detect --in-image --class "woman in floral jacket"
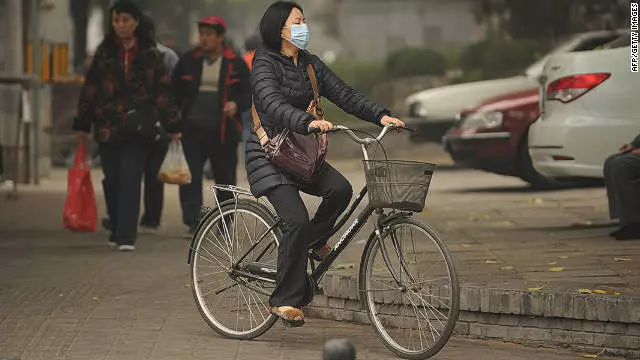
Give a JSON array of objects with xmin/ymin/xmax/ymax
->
[{"xmin": 73, "ymin": 0, "xmax": 179, "ymax": 251}]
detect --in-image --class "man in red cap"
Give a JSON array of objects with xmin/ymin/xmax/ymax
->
[{"xmin": 171, "ymin": 15, "xmax": 251, "ymax": 236}]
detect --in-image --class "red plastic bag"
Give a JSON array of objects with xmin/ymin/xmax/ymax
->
[{"xmin": 63, "ymin": 142, "xmax": 97, "ymax": 232}]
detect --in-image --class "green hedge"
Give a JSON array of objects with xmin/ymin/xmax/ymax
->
[
  {"xmin": 457, "ymin": 39, "xmax": 548, "ymax": 80},
  {"xmin": 385, "ymin": 47, "xmax": 447, "ymax": 78}
]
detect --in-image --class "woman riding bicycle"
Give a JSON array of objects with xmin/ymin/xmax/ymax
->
[{"xmin": 246, "ymin": 0, "xmax": 405, "ymax": 326}]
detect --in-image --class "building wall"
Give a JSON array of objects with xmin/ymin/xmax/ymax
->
[{"xmin": 336, "ymin": 0, "xmax": 482, "ymax": 60}]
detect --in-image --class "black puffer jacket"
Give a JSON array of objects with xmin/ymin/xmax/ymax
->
[{"xmin": 245, "ymin": 48, "xmax": 391, "ymax": 197}]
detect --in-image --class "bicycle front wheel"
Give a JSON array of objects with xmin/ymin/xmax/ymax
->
[
  {"xmin": 359, "ymin": 218, "xmax": 459, "ymax": 359},
  {"xmin": 190, "ymin": 199, "xmax": 280, "ymax": 340}
]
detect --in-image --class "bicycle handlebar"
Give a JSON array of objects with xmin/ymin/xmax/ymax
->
[{"xmin": 307, "ymin": 123, "xmax": 415, "ymax": 145}]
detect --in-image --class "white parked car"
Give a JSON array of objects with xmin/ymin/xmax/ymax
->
[
  {"xmin": 404, "ymin": 30, "xmax": 627, "ymax": 142},
  {"xmin": 528, "ymin": 37, "xmax": 637, "ymax": 180}
]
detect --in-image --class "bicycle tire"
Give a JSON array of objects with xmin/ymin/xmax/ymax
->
[
  {"xmin": 359, "ymin": 217, "xmax": 460, "ymax": 359},
  {"xmin": 190, "ymin": 199, "xmax": 280, "ymax": 340}
]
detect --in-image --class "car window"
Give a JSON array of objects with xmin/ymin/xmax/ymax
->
[
  {"xmin": 524, "ymin": 32, "xmax": 626, "ymax": 77},
  {"xmin": 601, "ymin": 35, "xmax": 631, "ymax": 49},
  {"xmin": 573, "ymin": 34, "xmax": 622, "ymax": 51}
]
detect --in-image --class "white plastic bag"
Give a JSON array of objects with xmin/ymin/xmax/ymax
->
[{"xmin": 158, "ymin": 140, "xmax": 192, "ymax": 185}]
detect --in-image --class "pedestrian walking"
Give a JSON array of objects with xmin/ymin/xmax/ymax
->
[
  {"xmin": 246, "ymin": 1, "xmax": 405, "ymax": 326},
  {"xmin": 172, "ymin": 15, "xmax": 251, "ymax": 236},
  {"xmin": 74, "ymin": 0, "xmax": 180, "ymax": 251},
  {"xmin": 139, "ymin": 15, "xmax": 180, "ymax": 233},
  {"xmin": 101, "ymin": 15, "xmax": 181, "ymax": 234}
]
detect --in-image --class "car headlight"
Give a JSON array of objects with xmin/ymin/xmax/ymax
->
[
  {"xmin": 408, "ymin": 102, "xmax": 428, "ymax": 117},
  {"xmin": 460, "ymin": 111, "xmax": 504, "ymax": 130}
]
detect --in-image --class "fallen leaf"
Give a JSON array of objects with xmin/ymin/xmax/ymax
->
[
  {"xmin": 492, "ymin": 221, "xmax": 513, "ymax": 227},
  {"xmin": 527, "ymin": 282, "xmax": 548, "ymax": 291},
  {"xmin": 528, "ymin": 197, "xmax": 544, "ymax": 205},
  {"xmin": 330, "ymin": 263, "xmax": 356, "ymax": 270},
  {"xmin": 582, "ymin": 347, "xmax": 606, "ymax": 358},
  {"xmin": 556, "ymin": 256, "xmax": 569, "ymax": 260},
  {"xmin": 499, "ymin": 266, "xmax": 514, "ymax": 270},
  {"xmin": 484, "ymin": 260, "xmax": 498, "ymax": 264},
  {"xmin": 91, "ymin": 297, "xmax": 100, "ymax": 300},
  {"xmin": 548, "ymin": 261, "xmax": 557, "ymax": 265},
  {"xmin": 614, "ymin": 257, "xmax": 632, "ymax": 262},
  {"xmin": 578, "ymin": 289, "xmax": 592, "ymax": 294},
  {"xmin": 549, "ymin": 266, "xmax": 565, "ymax": 272},
  {"xmin": 593, "ymin": 289, "xmax": 621, "ymax": 295},
  {"xmin": 459, "ymin": 244, "xmax": 472, "ymax": 248}
]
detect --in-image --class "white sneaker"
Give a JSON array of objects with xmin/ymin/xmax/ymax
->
[
  {"xmin": 107, "ymin": 240, "xmax": 117, "ymax": 248},
  {"xmin": 118, "ymin": 245, "xmax": 135, "ymax": 252}
]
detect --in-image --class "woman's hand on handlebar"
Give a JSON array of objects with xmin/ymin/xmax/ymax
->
[
  {"xmin": 380, "ymin": 115, "xmax": 406, "ymax": 129},
  {"xmin": 309, "ymin": 119, "xmax": 333, "ymax": 133}
]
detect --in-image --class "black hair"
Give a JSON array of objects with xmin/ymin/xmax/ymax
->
[
  {"xmin": 258, "ymin": 1, "xmax": 303, "ymax": 51},
  {"xmin": 101, "ymin": 0, "xmax": 155, "ymax": 51},
  {"xmin": 143, "ymin": 14, "xmax": 155, "ymax": 39},
  {"xmin": 199, "ymin": 24, "xmax": 226, "ymax": 36}
]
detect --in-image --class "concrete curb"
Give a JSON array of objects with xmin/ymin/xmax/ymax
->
[{"xmin": 304, "ymin": 274, "xmax": 640, "ymax": 358}]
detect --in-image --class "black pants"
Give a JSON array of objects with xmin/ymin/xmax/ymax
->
[
  {"xmin": 180, "ymin": 129, "xmax": 238, "ymax": 229},
  {"xmin": 266, "ymin": 163, "xmax": 353, "ymax": 307},
  {"xmin": 99, "ymin": 139, "xmax": 147, "ymax": 245},
  {"xmin": 604, "ymin": 152, "xmax": 640, "ymax": 224},
  {"xmin": 140, "ymin": 141, "xmax": 168, "ymax": 227}
]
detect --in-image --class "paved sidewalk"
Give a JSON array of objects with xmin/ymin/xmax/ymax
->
[{"xmin": 0, "ymin": 175, "xmax": 618, "ymax": 360}]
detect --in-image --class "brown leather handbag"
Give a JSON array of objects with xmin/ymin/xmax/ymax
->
[{"xmin": 251, "ymin": 63, "xmax": 328, "ymax": 184}]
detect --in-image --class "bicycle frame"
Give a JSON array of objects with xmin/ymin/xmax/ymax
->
[{"xmin": 193, "ymin": 124, "xmax": 416, "ymax": 291}]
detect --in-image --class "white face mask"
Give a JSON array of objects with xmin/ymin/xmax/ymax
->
[{"xmin": 284, "ymin": 23, "xmax": 310, "ymax": 50}]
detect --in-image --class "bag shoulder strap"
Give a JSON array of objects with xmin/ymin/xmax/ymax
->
[
  {"xmin": 251, "ymin": 60, "xmax": 323, "ymax": 147},
  {"xmin": 307, "ymin": 63, "xmax": 324, "ymax": 118},
  {"xmin": 251, "ymin": 102, "xmax": 269, "ymax": 146}
]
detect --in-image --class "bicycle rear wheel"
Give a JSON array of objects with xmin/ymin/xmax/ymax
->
[
  {"xmin": 359, "ymin": 217, "xmax": 459, "ymax": 359},
  {"xmin": 190, "ymin": 199, "xmax": 280, "ymax": 340}
]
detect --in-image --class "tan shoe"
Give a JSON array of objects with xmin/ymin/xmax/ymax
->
[{"xmin": 270, "ymin": 306, "xmax": 305, "ymax": 327}]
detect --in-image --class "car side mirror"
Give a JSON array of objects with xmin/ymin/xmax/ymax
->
[{"xmin": 537, "ymin": 75, "xmax": 547, "ymax": 85}]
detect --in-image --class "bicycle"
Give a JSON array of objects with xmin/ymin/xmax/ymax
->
[{"xmin": 187, "ymin": 123, "xmax": 460, "ymax": 359}]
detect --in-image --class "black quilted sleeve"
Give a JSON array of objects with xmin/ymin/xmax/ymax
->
[
  {"xmin": 312, "ymin": 55, "xmax": 390, "ymax": 125},
  {"xmin": 251, "ymin": 51, "xmax": 315, "ymax": 134}
]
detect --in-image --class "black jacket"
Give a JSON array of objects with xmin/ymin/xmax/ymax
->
[
  {"xmin": 245, "ymin": 48, "xmax": 391, "ymax": 197},
  {"xmin": 172, "ymin": 47, "xmax": 251, "ymax": 143}
]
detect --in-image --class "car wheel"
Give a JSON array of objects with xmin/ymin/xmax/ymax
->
[{"xmin": 517, "ymin": 135, "xmax": 565, "ymax": 190}]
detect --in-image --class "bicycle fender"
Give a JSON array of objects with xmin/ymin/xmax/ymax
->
[
  {"xmin": 379, "ymin": 212, "xmax": 413, "ymax": 228},
  {"xmin": 361, "ymin": 212, "xmax": 413, "ymax": 254}
]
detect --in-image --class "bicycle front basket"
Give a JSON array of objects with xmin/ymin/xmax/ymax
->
[{"xmin": 362, "ymin": 160, "xmax": 436, "ymax": 212}]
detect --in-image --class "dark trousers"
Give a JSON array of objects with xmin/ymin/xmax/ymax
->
[
  {"xmin": 604, "ymin": 152, "xmax": 640, "ymax": 225},
  {"xmin": 99, "ymin": 139, "xmax": 147, "ymax": 245},
  {"xmin": 140, "ymin": 141, "xmax": 168, "ymax": 226},
  {"xmin": 179, "ymin": 128, "xmax": 238, "ymax": 229},
  {"xmin": 266, "ymin": 163, "xmax": 353, "ymax": 307}
]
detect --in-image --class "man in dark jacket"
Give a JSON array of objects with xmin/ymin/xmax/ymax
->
[
  {"xmin": 172, "ymin": 15, "xmax": 251, "ymax": 234},
  {"xmin": 604, "ymin": 134, "xmax": 640, "ymax": 240}
]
